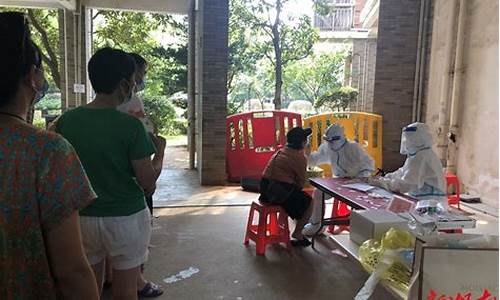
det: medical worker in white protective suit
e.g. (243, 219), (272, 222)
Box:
(303, 124), (375, 235)
(370, 122), (446, 203)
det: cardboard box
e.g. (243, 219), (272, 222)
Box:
(350, 209), (409, 245)
(408, 234), (499, 300)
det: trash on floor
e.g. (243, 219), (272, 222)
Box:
(163, 266), (200, 284)
(331, 249), (348, 258)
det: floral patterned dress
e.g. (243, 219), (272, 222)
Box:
(0, 123), (96, 299)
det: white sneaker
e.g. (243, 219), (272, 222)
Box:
(302, 222), (324, 236)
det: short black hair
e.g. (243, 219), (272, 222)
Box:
(88, 47), (136, 94)
(128, 52), (147, 68)
(0, 12), (42, 106)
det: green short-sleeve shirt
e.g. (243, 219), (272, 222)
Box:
(56, 107), (156, 217)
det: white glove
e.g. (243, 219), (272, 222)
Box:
(368, 177), (390, 190)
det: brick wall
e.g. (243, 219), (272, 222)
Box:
(372, 0), (421, 171)
(195, 0), (229, 185)
(351, 38), (377, 112)
(59, 4), (88, 111)
(354, 0), (367, 28)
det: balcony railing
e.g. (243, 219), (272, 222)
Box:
(314, 1), (355, 32)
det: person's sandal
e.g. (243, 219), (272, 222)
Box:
(291, 238), (312, 247)
(138, 282), (164, 298)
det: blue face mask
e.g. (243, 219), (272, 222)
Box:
(136, 80), (145, 92)
(34, 80), (49, 105)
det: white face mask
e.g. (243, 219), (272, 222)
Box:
(122, 80), (135, 103)
(328, 138), (346, 151)
(32, 79), (49, 105)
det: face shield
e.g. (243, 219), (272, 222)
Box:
(324, 124), (346, 151)
(400, 122), (433, 155)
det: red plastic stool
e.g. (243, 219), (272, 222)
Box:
(244, 201), (291, 255)
(303, 187), (314, 197)
(328, 199), (351, 234)
(446, 173), (461, 209)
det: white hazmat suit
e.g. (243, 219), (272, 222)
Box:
(373, 122), (446, 203)
(303, 124), (375, 235)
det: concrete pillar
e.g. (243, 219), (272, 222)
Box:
(195, 0), (229, 185)
(372, 0), (422, 171)
(187, 4), (196, 170)
(59, 1), (89, 111)
(351, 38), (377, 112)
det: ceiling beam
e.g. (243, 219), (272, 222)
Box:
(83, 0), (189, 14)
(57, 0), (76, 10)
(0, 0), (75, 10)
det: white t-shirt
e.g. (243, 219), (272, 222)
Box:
(117, 94), (155, 133)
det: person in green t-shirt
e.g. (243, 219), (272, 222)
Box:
(56, 47), (166, 299)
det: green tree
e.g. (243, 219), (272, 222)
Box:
(0, 7), (61, 90)
(91, 11), (188, 135)
(283, 51), (346, 103)
(27, 9), (61, 89)
(142, 94), (177, 135)
(0, 8), (188, 99)
(227, 60), (275, 114)
(314, 86), (358, 112)
(92, 10), (188, 97)
(228, 0), (259, 94)
(234, 0), (319, 109)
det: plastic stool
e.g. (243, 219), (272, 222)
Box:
(446, 173), (461, 209)
(328, 199), (351, 234)
(303, 187), (314, 197)
(244, 201), (291, 255)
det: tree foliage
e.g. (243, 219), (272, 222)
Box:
(142, 94), (181, 136)
(227, 60), (275, 114)
(314, 86), (358, 112)
(0, 8), (188, 99)
(228, 0), (259, 94)
(229, 0), (319, 109)
(283, 51), (346, 103)
(92, 10), (188, 97)
(91, 11), (188, 135)
(0, 7), (61, 89)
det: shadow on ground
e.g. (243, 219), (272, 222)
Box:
(125, 206), (396, 300)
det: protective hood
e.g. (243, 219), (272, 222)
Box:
(324, 124), (347, 151)
(379, 124), (446, 202)
(308, 134), (375, 178)
(400, 122), (433, 155)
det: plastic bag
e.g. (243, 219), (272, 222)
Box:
(359, 239), (383, 273)
(382, 227), (414, 250)
(357, 228), (415, 299)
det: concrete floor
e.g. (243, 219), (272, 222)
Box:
(155, 142), (255, 207)
(154, 169), (256, 207)
(140, 206), (396, 300)
(109, 140), (497, 300)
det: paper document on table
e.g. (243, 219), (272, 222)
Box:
(368, 188), (394, 199)
(342, 183), (376, 192)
